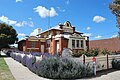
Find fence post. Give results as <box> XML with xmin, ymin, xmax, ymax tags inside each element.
<box><xmin>83</xmin><ymin>54</ymin><xmax>85</xmax><ymax>65</ymax></box>
<box><xmin>107</xmin><ymin>54</ymin><xmax>109</xmax><ymax>69</ymax></box>
<box><xmin>92</xmin><ymin>56</ymin><xmax>96</xmax><ymax>76</ymax></box>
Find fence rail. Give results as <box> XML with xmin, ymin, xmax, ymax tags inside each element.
<box><xmin>71</xmin><ymin>54</ymin><xmax>120</xmax><ymax>71</ymax></box>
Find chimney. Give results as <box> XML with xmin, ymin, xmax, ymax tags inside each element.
<box><xmin>38</xmin><ymin>28</ymin><xmax>42</xmax><ymax>34</ymax></box>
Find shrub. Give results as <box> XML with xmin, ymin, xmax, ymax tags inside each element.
<box><xmin>82</xmin><ymin>48</ymin><xmax>100</xmax><ymax>57</ymax></box>
<box><xmin>102</xmin><ymin>49</ymin><xmax>112</xmax><ymax>55</ymax></box>
<box><xmin>102</xmin><ymin>49</ymin><xmax>107</xmax><ymax>55</ymax></box>
<box><xmin>15</xmin><ymin>53</ymin><xmax>22</xmax><ymax>62</ymax></box>
<box><xmin>72</xmin><ymin>52</ymin><xmax>82</xmax><ymax>57</ymax></box>
<box><xmin>91</xmin><ymin>48</ymin><xmax>100</xmax><ymax>56</ymax></box>
<box><xmin>26</xmin><ymin>55</ymin><xmax>37</xmax><ymax>72</ymax></box>
<box><xmin>112</xmin><ymin>58</ymin><xmax>120</xmax><ymax>69</ymax></box>
<box><xmin>10</xmin><ymin>52</ymin><xmax>16</xmax><ymax>59</ymax></box>
<box><xmin>6</xmin><ymin>50</ymin><xmax>12</xmax><ymax>57</ymax></box>
<box><xmin>35</xmin><ymin>57</ymin><xmax>93</xmax><ymax>79</ymax></box>
<box><xmin>21</xmin><ymin>54</ymin><xmax>28</xmax><ymax>66</ymax></box>
<box><xmin>82</xmin><ymin>51</ymin><xmax>93</xmax><ymax>57</ymax></box>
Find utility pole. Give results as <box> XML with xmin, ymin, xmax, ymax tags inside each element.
<box><xmin>48</xmin><ymin>10</ymin><xmax>50</xmax><ymax>37</ymax></box>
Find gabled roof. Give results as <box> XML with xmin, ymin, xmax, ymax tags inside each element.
<box><xmin>37</xmin><ymin>25</ymin><xmax>62</xmax><ymax>35</ymax></box>
<box><xmin>89</xmin><ymin>38</ymin><xmax>120</xmax><ymax>52</ymax></box>
<box><xmin>36</xmin><ymin>21</ymin><xmax>84</xmax><ymax>37</ymax></box>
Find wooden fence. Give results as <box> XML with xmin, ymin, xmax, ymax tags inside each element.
<box><xmin>70</xmin><ymin>55</ymin><xmax>120</xmax><ymax>71</ymax></box>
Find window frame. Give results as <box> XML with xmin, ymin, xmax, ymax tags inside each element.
<box><xmin>72</xmin><ymin>39</ymin><xmax>75</xmax><ymax>48</ymax></box>
<box><xmin>31</xmin><ymin>41</ymin><xmax>36</xmax><ymax>48</ymax></box>
<box><xmin>76</xmin><ymin>40</ymin><xmax>79</xmax><ymax>48</ymax></box>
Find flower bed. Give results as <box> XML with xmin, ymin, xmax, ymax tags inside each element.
<box><xmin>6</xmin><ymin>50</ymin><xmax>93</xmax><ymax>79</ymax></box>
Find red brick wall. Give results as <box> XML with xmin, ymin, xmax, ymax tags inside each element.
<box><xmin>59</xmin><ymin>37</ymin><xmax>68</xmax><ymax>53</ymax></box>
<box><xmin>52</xmin><ymin>39</ymin><xmax>56</xmax><ymax>54</ymax></box>
<box><xmin>25</xmin><ymin>40</ymin><xmax>41</xmax><ymax>52</ymax></box>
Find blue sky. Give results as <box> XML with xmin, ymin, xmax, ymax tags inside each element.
<box><xmin>0</xmin><ymin>0</ymin><xmax>118</xmax><ymax>41</ymax></box>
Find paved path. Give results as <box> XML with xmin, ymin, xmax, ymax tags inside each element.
<box><xmin>86</xmin><ymin>70</ymin><xmax>120</xmax><ymax>80</ymax></box>
<box><xmin>4</xmin><ymin>57</ymin><xmax>49</xmax><ymax>80</ymax></box>
<box><xmin>80</xmin><ymin>69</ymin><xmax>120</xmax><ymax>80</ymax></box>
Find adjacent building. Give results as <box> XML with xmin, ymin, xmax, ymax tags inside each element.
<box><xmin>18</xmin><ymin>21</ymin><xmax>89</xmax><ymax>54</ymax></box>
<box><xmin>89</xmin><ymin>38</ymin><xmax>120</xmax><ymax>53</ymax></box>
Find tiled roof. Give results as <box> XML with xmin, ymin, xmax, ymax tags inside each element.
<box><xmin>89</xmin><ymin>38</ymin><xmax>120</xmax><ymax>52</ymax></box>
<box><xmin>38</xmin><ymin>25</ymin><xmax>62</xmax><ymax>35</ymax></box>
<box><xmin>49</xmin><ymin>25</ymin><xmax>62</xmax><ymax>30</ymax></box>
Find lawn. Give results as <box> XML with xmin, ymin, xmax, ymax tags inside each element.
<box><xmin>0</xmin><ymin>58</ymin><xmax>15</xmax><ymax>80</ymax></box>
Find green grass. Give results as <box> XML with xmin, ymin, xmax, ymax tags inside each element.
<box><xmin>0</xmin><ymin>58</ymin><xmax>15</xmax><ymax>80</ymax></box>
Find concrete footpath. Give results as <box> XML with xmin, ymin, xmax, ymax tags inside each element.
<box><xmin>4</xmin><ymin>57</ymin><xmax>49</xmax><ymax>80</ymax></box>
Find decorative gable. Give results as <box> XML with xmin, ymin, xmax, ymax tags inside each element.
<box><xmin>64</xmin><ymin>21</ymin><xmax>72</xmax><ymax>27</ymax></box>
<box><xmin>63</xmin><ymin>21</ymin><xmax>73</xmax><ymax>33</ymax></box>
<box><xmin>28</xmin><ymin>36</ymin><xmax>38</xmax><ymax>41</ymax></box>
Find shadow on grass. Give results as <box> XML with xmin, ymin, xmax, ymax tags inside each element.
<box><xmin>0</xmin><ymin>55</ymin><xmax>9</xmax><ymax>58</ymax></box>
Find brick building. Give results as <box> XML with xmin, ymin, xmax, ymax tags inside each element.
<box><xmin>18</xmin><ymin>21</ymin><xmax>89</xmax><ymax>54</ymax></box>
<box><xmin>89</xmin><ymin>38</ymin><xmax>120</xmax><ymax>53</ymax></box>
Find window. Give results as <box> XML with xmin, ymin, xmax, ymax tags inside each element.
<box><xmin>81</xmin><ymin>40</ymin><xmax>84</xmax><ymax>48</ymax></box>
<box><xmin>47</xmin><ymin>39</ymin><xmax>50</xmax><ymax>48</ymax></box>
<box><xmin>56</xmin><ymin>31</ymin><xmax>60</xmax><ymax>35</ymax></box>
<box><xmin>76</xmin><ymin>40</ymin><xmax>79</xmax><ymax>48</ymax></box>
<box><xmin>72</xmin><ymin>40</ymin><xmax>75</xmax><ymax>48</ymax></box>
<box><xmin>66</xmin><ymin>23</ymin><xmax>69</xmax><ymax>27</ymax></box>
<box><xmin>31</xmin><ymin>41</ymin><xmax>36</xmax><ymax>48</ymax></box>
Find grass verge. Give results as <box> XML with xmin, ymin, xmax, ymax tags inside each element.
<box><xmin>0</xmin><ymin>57</ymin><xmax>15</xmax><ymax>80</ymax></box>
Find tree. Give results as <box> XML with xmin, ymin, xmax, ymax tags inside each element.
<box><xmin>0</xmin><ymin>23</ymin><xmax>18</xmax><ymax>49</ymax></box>
<box><xmin>109</xmin><ymin>0</ymin><xmax>120</xmax><ymax>37</ymax></box>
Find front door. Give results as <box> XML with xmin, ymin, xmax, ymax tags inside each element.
<box><xmin>41</xmin><ymin>45</ymin><xmax>44</xmax><ymax>53</ymax></box>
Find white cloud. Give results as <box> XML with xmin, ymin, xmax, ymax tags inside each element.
<box><xmin>111</xmin><ymin>34</ymin><xmax>118</xmax><ymax>38</ymax></box>
<box><xmin>28</xmin><ymin>17</ymin><xmax>32</xmax><ymax>20</ymax></box>
<box><xmin>19</xmin><ymin>37</ymin><xmax>25</xmax><ymax>41</ymax></box>
<box><xmin>16</xmin><ymin>0</ymin><xmax>22</xmax><ymax>2</ymax></box>
<box><xmin>82</xmin><ymin>33</ymin><xmax>92</xmax><ymax>37</ymax></box>
<box><xmin>18</xmin><ymin>33</ymin><xmax>26</xmax><ymax>37</ymax></box>
<box><xmin>30</xmin><ymin>28</ymin><xmax>42</xmax><ymax>36</ymax></box>
<box><xmin>93</xmin><ymin>16</ymin><xmax>106</xmax><ymax>23</ymax></box>
<box><xmin>16</xmin><ymin>21</ymin><xmax>34</xmax><ymax>27</ymax></box>
<box><xmin>86</xmin><ymin>27</ymin><xmax>90</xmax><ymax>30</ymax></box>
<box><xmin>0</xmin><ymin>15</ymin><xmax>17</xmax><ymax>25</ymax></box>
<box><xmin>57</xmin><ymin>7</ymin><xmax>65</xmax><ymax>12</ymax></box>
<box><xmin>94</xmin><ymin>35</ymin><xmax>102</xmax><ymax>39</ymax></box>
<box><xmin>34</xmin><ymin>6</ymin><xmax>58</xmax><ymax>18</ymax></box>
<box><xmin>66</xmin><ymin>0</ymin><xmax>70</xmax><ymax>5</ymax></box>
<box><xmin>0</xmin><ymin>15</ymin><xmax>34</xmax><ymax>27</ymax></box>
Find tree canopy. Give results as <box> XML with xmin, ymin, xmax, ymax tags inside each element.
<box><xmin>109</xmin><ymin>0</ymin><xmax>120</xmax><ymax>37</ymax></box>
<box><xmin>109</xmin><ymin>0</ymin><xmax>120</xmax><ymax>17</ymax></box>
<box><xmin>0</xmin><ymin>23</ymin><xmax>18</xmax><ymax>49</ymax></box>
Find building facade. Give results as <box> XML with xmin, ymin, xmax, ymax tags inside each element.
<box><xmin>18</xmin><ymin>21</ymin><xmax>89</xmax><ymax>54</ymax></box>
